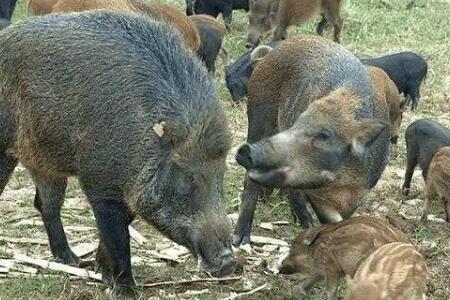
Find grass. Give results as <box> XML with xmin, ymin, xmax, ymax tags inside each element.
<box><xmin>1</xmin><ymin>0</ymin><xmax>450</xmax><ymax>299</ymax></box>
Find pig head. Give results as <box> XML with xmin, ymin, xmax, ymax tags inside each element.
<box><xmin>236</xmin><ymin>89</ymin><xmax>387</xmax><ymax>189</ymax></box>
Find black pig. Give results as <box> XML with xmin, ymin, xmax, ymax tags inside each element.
<box><xmin>225</xmin><ymin>41</ymin><xmax>279</xmax><ymax>103</ymax></box>
<box><xmin>186</xmin><ymin>0</ymin><xmax>249</xmax><ymax>29</ymax></box>
<box><xmin>402</xmin><ymin>119</ymin><xmax>450</xmax><ymax>196</ymax></box>
<box><xmin>0</xmin><ymin>11</ymin><xmax>236</xmax><ymax>295</ymax></box>
<box><xmin>361</xmin><ymin>52</ymin><xmax>427</xmax><ymax>110</ymax></box>
<box><xmin>190</xmin><ymin>14</ymin><xmax>227</xmax><ymax>74</ymax></box>
<box><xmin>0</xmin><ymin>0</ymin><xmax>17</xmax><ymax>20</ymax></box>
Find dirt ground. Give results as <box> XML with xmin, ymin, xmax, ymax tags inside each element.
<box><xmin>0</xmin><ymin>0</ymin><xmax>449</xmax><ymax>299</ymax></box>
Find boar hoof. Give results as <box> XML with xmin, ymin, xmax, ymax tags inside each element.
<box><xmin>292</xmin><ymin>212</ymin><xmax>314</xmax><ymax>228</ymax></box>
<box><xmin>420</xmin><ymin>214</ymin><xmax>428</xmax><ymax>223</ymax></box>
<box><xmin>56</xmin><ymin>250</ymin><xmax>80</xmax><ymax>267</ymax></box>
<box><xmin>402</xmin><ymin>187</ymin><xmax>410</xmax><ymax>196</ymax></box>
<box><xmin>106</xmin><ymin>285</ymin><xmax>137</xmax><ymax>300</ymax></box>
<box><xmin>232</xmin><ymin>232</ymin><xmax>251</xmax><ymax>247</ymax></box>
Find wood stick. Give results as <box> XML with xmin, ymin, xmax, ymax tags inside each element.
<box><xmin>221</xmin><ymin>283</ymin><xmax>268</xmax><ymax>300</ymax></box>
<box><xmin>0</xmin><ymin>236</ymin><xmax>48</xmax><ymax>245</ymax></box>
<box><xmin>0</xmin><ymin>259</ymin><xmax>38</xmax><ymax>274</ymax></box>
<box><xmin>71</xmin><ymin>243</ymin><xmax>98</xmax><ymax>258</ymax></box>
<box><xmin>251</xmin><ymin>236</ymin><xmax>288</xmax><ymax>246</ymax></box>
<box><xmin>128</xmin><ymin>226</ymin><xmax>182</xmax><ymax>263</ymax></box>
<box><xmin>142</xmin><ymin>276</ymin><xmax>241</xmax><ymax>287</ymax></box>
<box><xmin>13</xmin><ymin>254</ymin><xmax>103</xmax><ymax>281</ymax></box>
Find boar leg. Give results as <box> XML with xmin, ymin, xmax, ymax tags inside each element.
<box><xmin>95</xmin><ymin>212</ymin><xmax>135</xmax><ymax>285</ymax></box>
<box><xmin>222</xmin><ymin>5</ymin><xmax>233</xmax><ymax>30</ymax></box>
<box><xmin>0</xmin><ymin>154</ymin><xmax>17</xmax><ymax>194</ymax></box>
<box><xmin>325</xmin><ymin>272</ymin><xmax>339</xmax><ymax>300</ymax></box>
<box><xmin>421</xmin><ymin>184</ymin><xmax>434</xmax><ymax>223</ymax></box>
<box><xmin>407</xmin><ymin>84</ymin><xmax>421</xmax><ymax>111</ymax></box>
<box><xmin>445</xmin><ymin>198</ymin><xmax>450</xmax><ymax>222</ymax></box>
<box><xmin>288</xmin><ymin>190</ymin><xmax>314</xmax><ymax>227</ymax></box>
<box><xmin>316</xmin><ymin>14</ymin><xmax>328</xmax><ymax>35</ymax></box>
<box><xmin>323</xmin><ymin>5</ymin><xmax>342</xmax><ymax>43</ymax></box>
<box><xmin>233</xmin><ymin>175</ymin><xmax>271</xmax><ymax>246</ymax></box>
<box><xmin>84</xmin><ymin>187</ymin><xmax>134</xmax><ymax>289</ymax></box>
<box><xmin>402</xmin><ymin>143</ymin><xmax>418</xmax><ymax>196</ymax></box>
<box><xmin>272</xmin><ymin>22</ymin><xmax>288</xmax><ymax>42</ymax></box>
<box><xmin>31</xmin><ymin>171</ymin><xmax>79</xmax><ymax>266</ymax></box>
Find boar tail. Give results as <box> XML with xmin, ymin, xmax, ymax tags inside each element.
<box><xmin>250</xmin><ymin>45</ymin><xmax>273</xmax><ymax>65</ymax></box>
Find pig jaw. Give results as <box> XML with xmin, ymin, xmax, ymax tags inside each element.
<box><xmin>236</xmin><ymin>141</ymin><xmax>337</xmax><ymax>189</ymax></box>
<box><xmin>185</xmin><ymin>213</ymin><xmax>237</xmax><ymax>277</ymax></box>
<box><xmin>144</xmin><ymin>207</ymin><xmax>236</xmax><ymax>277</ymax></box>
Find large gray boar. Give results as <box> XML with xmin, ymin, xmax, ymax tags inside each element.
<box><xmin>0</xmin><ymin>11</ymin><xmax>236</xmax><ymax>295</ymax></box>
<box><xmin>233</xmin><ymin>37</ymin><xmax>390</xmax><ymax>246</ymax></box>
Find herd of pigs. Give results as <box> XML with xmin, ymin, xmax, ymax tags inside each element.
<box><xmin>0</xmin><ymin>0</ymin><xmax>448</xmax><ymax>299</ymax></box>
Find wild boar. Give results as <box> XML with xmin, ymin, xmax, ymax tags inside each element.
<box><xmin>186</xmin><ymin>0</ymin><xmax>249</xmax><ymax>29</ymax></box>
<box><xmin>0</xmin><ymin>11</ymin><xmax>235</xmax><ymax>295</ymax></box>
<box><xmin>233</xmin><ymin>37</ymin><xmax>390</xmax><ymax>246</ymax></box>
<box><xmin>28</xmin><ymin>0</ymin><xmax>201</xmax><ymax>51</ymax></box>
<box><xmin>422</xmin><ymin>146</ymin><xmax>450</xmax><ymax>222</ymax></box>
<box><xmin>225</xmin><ymin>41</ymin><xmax>280</xmax><ymax>103</ymax></box>
<box><xmin>278</xmin><ymin>217</ymin><xmax>410</xmax><ymax>300</ymax></box>
<box><xmin>246</xmin><ymin>0</ymin><xmax>343</xmax><ymax>49</ymax></box>
<box><xmin>402</xmin><ymin>119</ymin><xmax>450</xmax><ymax>196</ymax></box>
<box><xmin>367</xmin><ymin>66</ymin><xmax>404</xmax><ymax>144</ymax></box>
<box><xmin>345</xmin><ymin>242</ymin><xmax>428</xmax><ymax>300</ymax></box>
<box><xmin>361</xmin><ymin>52</ymin><xmax>428</xmax><ymax>110</ymax></box>
<box><xmin>190</xmin><ymin>14</ymin><xmax>227</xmax><ymax>74</ymax></box>
<box><xmin>0</xmin><ymin>0</ymin><xmax>17</xmax><ymax>20</ymax></box>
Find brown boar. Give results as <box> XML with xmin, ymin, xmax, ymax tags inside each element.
<box><xmin>422</xmin><ymin>146</ymin><xmax>450</xmax><ymax>222</ymax></box>
<box><xmin>28</xmin><ymin>0</ymin><xmax>201</xmax><ymax>51</ymax></box>
<box><xmin>345</xmin><ymin>242</ymin><xmax>428</xmax><ymax>300</ymax></box>
<box><xmin>246</xmin><ymin>0</ymin><xmax>343</xmax><ymax>49</ymax></box>
<box><xmin>233</xmin><ymin>37</ymin><xmax>390</xmax><ymax>246</ymax></box>
<box><xmin>278</xmin><ymin>216</ymin><xmax>410</xmax><ymax>300</ymax></box>
<box><xmin>28</xmin><ymin>0</ymin><xmax>58</xmax><ymax>15</ymax></box>
<box><xmin>367</xmin><ymin>66</ymin><xmax>404</xmax><ymax>144</ymax></box>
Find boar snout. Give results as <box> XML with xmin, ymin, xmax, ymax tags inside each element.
<box><xmin>208</xmin><ymin>248</ymin><xmax>237</xmax><ymax>277</ymax></box>
<box><xmin>236</xmin><ymin>143</ymin><xmax>255</xmax><ymax>169</ymax></box>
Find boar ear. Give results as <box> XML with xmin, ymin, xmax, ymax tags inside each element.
<box><xmin>250</xmin><ymin>45</ymin><xmax>273</xmax><ymax>65</ymax></box>
<box><xmin>302</xmin><ymin>227</ymin><xmax>321</xmax><ymax>245</ymax></box>
<box><xmin>351</xmin><ymin>119</ymin><xmax>388</xmax><ymax>155</ymax></box>
<box><xmin>153</xmin><ymin>119</ymin><xmax>188</xmax><ymax>146</ymax></box>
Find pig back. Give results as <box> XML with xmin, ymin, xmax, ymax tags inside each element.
<box><xmin>252</xmin><ymin>36</ymin><xmax>389</xmax><ymax>188</ymax></box>
<box><xmin>347</xmin><ymin>242</ymin><xmax>428</xmax><ymax>300</ymax></box>
<box><xmin>314</xmin><ymin>217</ymin><xmax>410</xmax><ymax>276</ymax></box>
<box><xmin>0</xmin><ymin>12</ymin><xmax>219</xmax><ymax>187</ymax></box>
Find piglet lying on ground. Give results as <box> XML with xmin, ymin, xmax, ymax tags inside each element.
<box><xmin>345</xmin><ymin>242</ymin><xmax>428</xmax><ymax>300</ymax></box>
<box><xmin>278</xmin><ymin>216</ymin><xmax>410</xmax><ymax>300</ymax></box>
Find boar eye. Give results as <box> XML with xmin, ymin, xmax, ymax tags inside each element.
<box><xmin>314</xmin><ymin>131</ymin><xmax>331</xmax><ymax>140</ymax></box>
